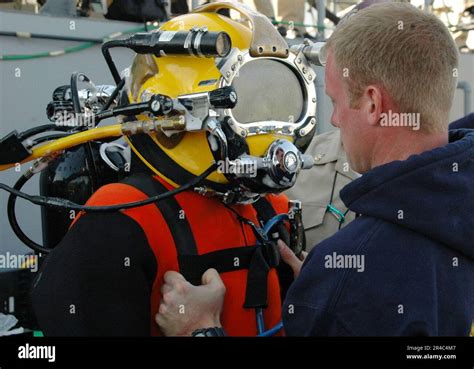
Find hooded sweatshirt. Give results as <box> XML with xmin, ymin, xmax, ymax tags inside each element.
<box><xmin>283</xmin><ymin>129</ymin><xmax>474</xmax><ymax>336</ymax></box>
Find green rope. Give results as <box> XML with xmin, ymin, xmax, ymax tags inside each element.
<box><xmin>0</xmin><ymin>25</ymin><xmax>157</xmax><ymax>61</ymax></box>
<box><xmin>0</xmin><ymin>42</ymin><xmax>95</xmax><ymax>60</ymax></box>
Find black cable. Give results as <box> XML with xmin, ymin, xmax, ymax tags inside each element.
<box><xmin>7</xmin><ymin>174</ymin><xmax>52</xmax><ymax>254</ymax></box>
<box><xmin>18</xmin><ymin>124</ymin><xmax>70</xmax><ymax>141</ymax></box>
<box><xmin>224</xmin><ymin>203</ymin><xmax>265</xmax><ymax>243</ymax></box>
<box><xmin>324</xmin><ymin>8</ymin><xmax>340</xmax><ymax>25</ymax></box>
<box><xmin>100</xmin><ymin>78</ymin><xmax>126</xmax><ymax>113</ymax></box>
<box><xmin>85</xmin><ymin>140</ymin><xmax>100</xmax><ymax>191</ymax></box>
<box><xmin>94</xmin><ymin>100</ymin><xmax>151</xmax><ymax>122</ymax></box>
<box><xmin>307</xmin><ymin>1</ymin><xmax>340</xmax><ymax>25</ymax></box>
<box><xmin>224</xmin><ymin>203</ymin><xmax>256</xmax><ymax>228</ymax></box>
<box><xmin>31</xmin><ymin>133</ymin><xmax>71</xmax><ymax>146</ymax></box>
<box><xmin>0</xmin><ymin>163</ymin><xmax>218</xmax><ymax>213</ymax></box>
<box><xmin>101</xmin><ymin>40</ymin><xmax>127</xmax><ymax>85</ymax></box>
<box><xmin>71</xmin><ymin>72</ymin><xmax>91</xmax><ymax>115</ymax></box>
<box><xmin>71</xmin><ymin>72</ymin><xmax>81</xmax><ymax>114</ymax></box>
<box><xmin>329</xmin><ymin>171</ymin><xmax>337</xmax><ymax>205</ymax></box>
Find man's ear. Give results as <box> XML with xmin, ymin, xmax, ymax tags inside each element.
<box><xmin>363</xmin><ymin>85</ymin><xmax>384</xmax><ymax>127</ymax></box>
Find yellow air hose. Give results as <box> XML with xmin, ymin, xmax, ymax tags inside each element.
<box><xmin>0</xmin><ymin>125</ymin><xmax>123</xmax><ymax>172</ymax></box>
<box><xmin>0</xmin><ymin>118</ymin><xmax>182</xmax><ymax>172</ymax></box>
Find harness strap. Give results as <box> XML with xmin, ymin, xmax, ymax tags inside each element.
<box><xmin>121</xmin><ymin>174</ymin><xmax>284</xmax><ymax>308</ymax></box>
<box><xmin>121</xmin><ymin>173</ymin><xmax>199</xmax><ymax>258</ymax></box>
<box><xmin>178</xmin><ymin>246</ymin><xmax>255</xmax><ymax>286</ymax></box>
<box><xmin>252</xmin><ymin>197</ymin><xmax>294</xmax><ymax>302</ymax></box>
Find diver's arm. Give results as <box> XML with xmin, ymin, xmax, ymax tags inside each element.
<box><xmin>31</xmin><ymin>211</ymin><xmax>157</xmax><ymax>336</ymax></box>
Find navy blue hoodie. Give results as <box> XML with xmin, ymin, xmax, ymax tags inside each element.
<box><xmin>450</xmin><ymin>113</ymin><xmax>474</xmax><ymax>130</ymax></box>
<box><xmin>283</xmin><ymin>129</ymin><xmax>474</xmax><ymax>336</ymax></box>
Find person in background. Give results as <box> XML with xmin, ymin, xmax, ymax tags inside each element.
<box><xmin>285</xmin><ymin>130</ymin><xmax>359</xmax><ymax>250</ymax></box>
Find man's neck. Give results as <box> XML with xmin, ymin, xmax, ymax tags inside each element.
<box><xmin>370</xmin><ymin>129</ymin><xmax>449</xmax><ymax>169</ymax></box>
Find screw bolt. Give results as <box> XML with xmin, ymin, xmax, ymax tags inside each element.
<box><xmin>151</xmin><ymin>100</ymin><xmax>161</xmax><ymax>112</ymax></box>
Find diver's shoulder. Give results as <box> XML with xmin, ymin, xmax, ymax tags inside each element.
<box><xmin>85</xmin><ymin>182</ymin><xmax>149</xmax><ymax>206</ymax></box>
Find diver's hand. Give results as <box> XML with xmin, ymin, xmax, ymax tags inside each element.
<box><xmin>278</xmin><ymin>240</ymin><xmax>308</xmax><ymax>278</ymax></box>
<box><xmin>156</xmin><ymin>268</ymin><xmax>226</xmax><ymax>336</ymax></box>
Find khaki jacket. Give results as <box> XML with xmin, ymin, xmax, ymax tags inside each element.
<box><xmin>285</xmin><ymin>129</ymin><xmax>360</xmax><ymax>250</ymax></box>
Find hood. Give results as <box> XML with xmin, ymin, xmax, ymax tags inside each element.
<box><xmin>340</xmin><ymin>129</ymin><xmax>474</xmax><ymax>260</ymax></box>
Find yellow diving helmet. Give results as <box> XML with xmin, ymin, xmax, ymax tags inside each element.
<box><xmin>125</xmin><ymin>1</ymin><xmax>319</xmax><ymax>204</ymax></box>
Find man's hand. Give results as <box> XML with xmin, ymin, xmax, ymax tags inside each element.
<box><xmin>278</xmin><ymin>240</ymin><xmax>308</xmax><ymax>278</ymax></box>
<box><xmin>155</xmin><ymin>268</ymin><xmax>226</xmax><ymax>336</ymax></box>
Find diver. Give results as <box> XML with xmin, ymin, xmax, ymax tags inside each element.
<box><xmin>24</xmin><ymin>2</ymin><xmax>320</xmax><ymax>336</ymax></box>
